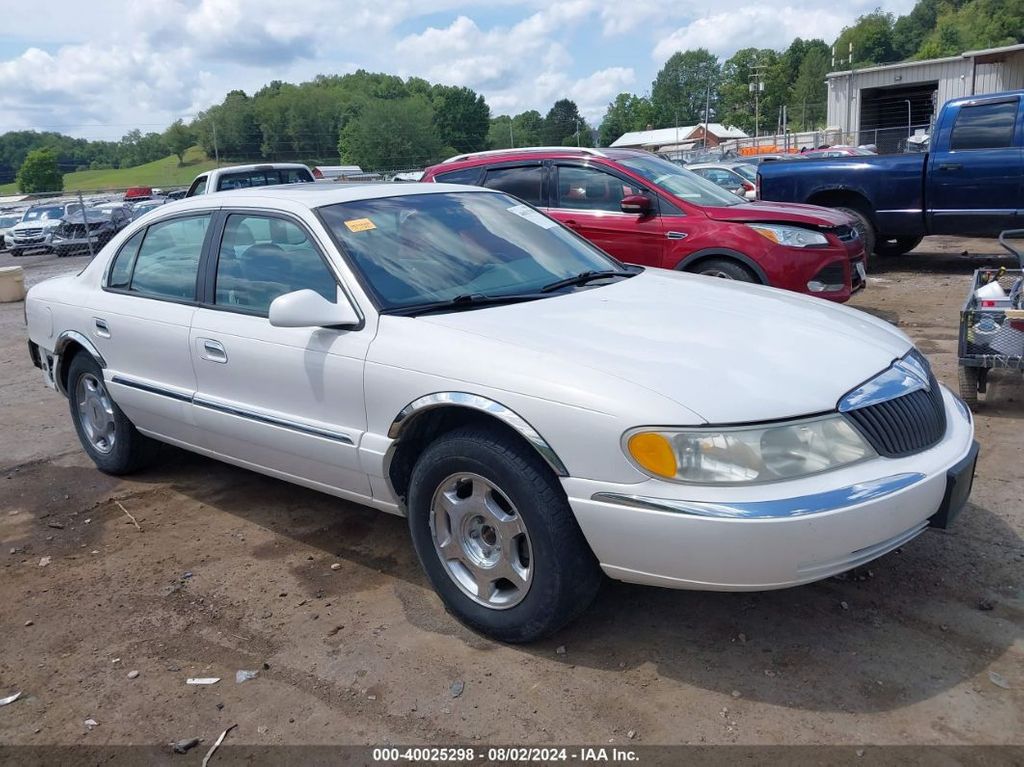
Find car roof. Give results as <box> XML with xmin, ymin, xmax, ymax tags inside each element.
<box><xmin>162</xmin><ymin>182</ymin><xmax>494</xmax><ymax>212</ymax></box>
<box><xmin>428</xmin><ymin>147</ymin><xmax>650</xmax><ymax>172</ymax></box>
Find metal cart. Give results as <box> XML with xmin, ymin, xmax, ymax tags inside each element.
<box><xmin>957</xmin><ymin>230</ymin><xmax>1024</xmax><ymax>409</ymax></box>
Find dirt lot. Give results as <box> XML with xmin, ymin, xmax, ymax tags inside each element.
<box><xmin>0</xmin><ymin>240</ymin><xmax>1021</xmax><ymax>750</ymax></box>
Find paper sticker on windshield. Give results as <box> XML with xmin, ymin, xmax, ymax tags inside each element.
<box><xmin>344</xmin><ymin>218</ymin><xmax>376</xmax><ymax>232</ymax></box>
<box><xmin>507</xmin><ymin>204</ymin><xmax>557</xmax><ymax>229</ymax></box>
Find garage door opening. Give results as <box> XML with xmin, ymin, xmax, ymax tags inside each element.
<box><xmin>858</xmin><ymin>83</ymin><xmax>937</xmax><ymax>153</ymax></box>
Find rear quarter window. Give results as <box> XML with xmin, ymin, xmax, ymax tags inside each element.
<box><xmin>949</xmin><ymin>101</ymin><xmax>1018</xmax><ymax>151</ymax></box>
<box><xmin>433</xmin><ymin>167</ymin><xmax>483</xmax><ymax>185</ymax></box>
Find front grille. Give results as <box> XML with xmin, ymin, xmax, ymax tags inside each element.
<box><xmin>16</xmin><ymin>227</ymin><xmax>43</xmax><ymax>238</ymax></box>
<box><xmin>843</xmin><ymin>371</ymin><xmax>946</xmax><ymax>457</ymax></box>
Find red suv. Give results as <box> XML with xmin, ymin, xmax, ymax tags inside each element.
<box><xmin>422</xmin><ymin>148</ymin><xmax>866</xmax><ymax>302</ymax></box>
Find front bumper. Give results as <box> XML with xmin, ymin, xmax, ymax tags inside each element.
<box><xmin>564</xmin><ymin>386</ymin><xmax>975</xmax><ymax>591</ymax></box>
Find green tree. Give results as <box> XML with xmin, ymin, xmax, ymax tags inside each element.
<box><xmin>598</xmin><ymin>93</ymin><xmax>654</xmax><ymax>146</ymax></box>
<box><xmin>791</xmin><ymin>46</ymin><xmax>830</xmax><ymax>129</ymax></box>
<box><xmin>431</xmin><ymin>85</ymin><xmax>490</xmax><ymax>153</ymax></box>
<box><xmin>512</xmin><ymin>110</ymin><xmax>545</xmax><ymax>146</ymax></box>
<box><xmin>833</xmin><ymin>10</ymin><xmax>897</xmax><ymax>67</ymax></box>
<box><xmin>163</xmin><ymin>119</ymin><xmax>195</xmax><ymax>165</ymax></box>
<box><xmin>650</xmin><ymin>49</ymin><xmax>720</xmax><ymax>128</ymax></box>
<box><xmin>16</xmin><ymin>147</ymin><xmax>63</xmax><ymax>193</ymax></box>
<box><xmin>542</xmin><ymin>99</ymin><xmax>585</xmax><ymax>145</ymax></box>
<box><xmin>718</xmin><ymin>48</ymin><xmax>778</xmax><ymax>134</ymax></box>
<box><xmin>339</xmin><ymin>96</ymin><xmax>444</xmax><ymax>169</ymax></box>
<box><xmin>487</xmin><ymin>115</ymin><xmax>514</xmax><ymax>149</ymax></box>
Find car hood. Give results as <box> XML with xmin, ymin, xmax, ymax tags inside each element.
<box><xmin>702</xmin><ymin>200</ymin><xmax>853</xmax><ymax>228</ymax></box>
<box><xmin>418</xmin><ymin>269</ymin><xmax>912</xmax><ymax>424</ymax></box>
<box><xmin>14</xmin><ymin>219</ymin><xmax>61</xmax><ymax>230</ymax></box>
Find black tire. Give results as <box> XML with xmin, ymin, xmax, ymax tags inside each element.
<box><xmin>691</xmin><ymin>257</ymin><xmax>758</xmax><ymax>283</ymax></box>
<box><xmin>9</xmin><ymin>249</ymin><xmax>22</xmax><ymax>258</ymax></box>
<box><xmin>875</xmin><ymin>236</ymin><xmax>922</xmax><ymax>258</ymax></box>
<box><xmin>54</xmin><ymin>247</ymin><xmax>66</xmax><ymax>258</ymax></box>
<box><xmin>958</xmin><ymin>366</ymin><xmax>980</xmax><ymax>410</ymax></box>
<box><xmin>836</xmin><ymin>206</ymin><xmax>876</xmax><ymax>257</ymax></box>
<box><xmin>407</xmin><ymin>424</ymin><xmax>602</xmax><ymax>643</ymax></box>
<box><xmin>66</xmin><ymin>354</ymin><xmax>158</xmax><ymax>475</ymax></box>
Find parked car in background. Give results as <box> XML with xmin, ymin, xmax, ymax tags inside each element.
<box><xmin>186</xmin><ymin>163</ymin><xmax>314</xmax><ymax>197</ymax></box>
<box><xmin>688</xmin><ymin>162</ymin><xmax>759</xmax><ymax>200</ymax></box>
<box><xmin>130</xmin><ymin>198</ymin><xmax>169</xmax><ymax>220</ymax></box>
<box><xmin>312</xmin><ymin>165</ymin><xmax>363</xmax><ymax>181</ymax></box>
<box><xmin>124</xmin><ymin>187</ymin><xmax>155</xmax><ymax>203</ymax></box>
<box><xmin>743</xmin><ymin>154</ymin><xmax>801</xmax><ymax>165</ymax></box>
<box><xmin>91</xmin><ymin>201</ymin><xmax>133</xmax><ymax>232</ymax></box>
<box><xmin>759</xmin><ymin>90</ymin><xmax>1024</xmax><ymax>256</ymax></box>
<box><xmin>0</xmin><ymin>212</ymin><xmax>23</xmax><ymax>250</ymax></box>
<box><xmin>799</xmin><ymin>146</ymin><xmax>877</xmax><ymax>159</ymax></box>
<box><xmin>6</xmin><ymin>201</ymin><xmax>83</xmax><ymax>257</ymax></box>
<box><xmin>422</xmin><ymin>147</ymin><xmax>866</xmax><ymax>302</ymax></box>
<box><xmin>51</xmin><ymin>209</ymin><xmax>119</xmax><ymax>257</ymax></box>
<box><xmin>165</xmin><ymin>189</ymin><xmax>188</xmax><ymax>200</ymax></box>
<box><xmin>23</xmin><ymin>183</ymin><xmax>978</xmax><ymax>642</ymax></box>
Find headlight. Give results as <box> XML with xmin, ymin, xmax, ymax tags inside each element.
<box><xmin>625</xmin><ymin>415</ymin><xmax>876</xmax><ymax>485</ymax></box>
<box><xmin>747</xmin><ymin>223</ymin><xmax>829</xmax><ymax>248</ymax></box>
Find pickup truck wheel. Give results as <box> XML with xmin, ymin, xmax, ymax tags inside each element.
<box><xmin>67</xmin><ymin>354</ymin><xmax>158</xmax><ymax>475</ymax></box>
<box><xmin>875</xmin><ymin>236</ymin><xmax>923</xmax><ymax>257</ymax></box>
<box><xmin>407</xmin><ymin>424</ymin><xmax>602</xmax><ymax>643</ymax></box>
<box><xmin>957</xmin><ymin>366</ymin><xmax>981</xmax><ymax>410</ymax></box>
<box><xmin>835</xmin><ymin>206</ymin><xmax>876</xmax><ymax>257</ymax></box>
<box><xmin>692</xmin><ymin>258</ymin><xmax>757</xmax><ymax>283</ymax></box>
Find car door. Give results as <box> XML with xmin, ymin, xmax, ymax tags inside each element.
<box><xmin>189</xmin><ymin>211</ymin><xmax>372</xmax><ymax>498</ymax></box>
<box><xmin>547</xmin><ymin>162</ymin><xmax>666</xmax><ymax>267</ymax></box>
<box><xmin>927</xmin><ymin>96</ymin><xmax>1022</xmax><ymax>235</ymax></box>
<box><xmin>98</xmin><ymin>212</ymin><xmax>214</xmax><ymax>446</ymax></box>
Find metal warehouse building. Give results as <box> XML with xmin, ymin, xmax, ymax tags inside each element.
<box><xmin>827</xmin><ymin>43</ymin><xmax>1024</xmax><ymax>152</ymax></box>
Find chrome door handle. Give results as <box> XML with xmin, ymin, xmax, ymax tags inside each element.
<box><xmin>666</xmin><ymin>231</ymin><xmax>688</xmax><ymax>240</ymax></box>
<box><xmin>94</xmin><ymin>318</ymin><xmax>110</xmax><ymax>338</ymax></box>
<box><xmin>199</xmin><ymin>338</ymin><xmax>228</xmax><ymax>364</ymax></box>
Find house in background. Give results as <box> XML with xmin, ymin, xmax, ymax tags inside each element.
<box><xmin>610</xmin><ymin>123</ymin><xmax>748</xmax><ymax>160</ymax></box>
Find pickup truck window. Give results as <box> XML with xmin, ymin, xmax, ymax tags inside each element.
<box><xmin>949</xmin><ymin>101</ymin><xmax>1017</xmax><ymax>151</ymax></box>
<box><xmin>216</xmin><ymin>168</ymin><xmax>313</xmax><ymax>191</ymax></box>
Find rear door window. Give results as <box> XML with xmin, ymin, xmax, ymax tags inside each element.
<box><xmin>481</xmin><ymin>166</ymin><xmax>544</xmax><ymax>206</ymax></box>
<box><xmin>128</xmin><ymin>215</ymin><xmax>212</xmax><ymax>300</ymax></box>
<box><xmin>949</xmin><ymin>101</ymin><xmax>1018</xmax><ymax>150</ymax></box>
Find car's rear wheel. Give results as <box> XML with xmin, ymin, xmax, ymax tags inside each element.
<box><xmin>407</xmin><ymin>424</ymin><xmax>602</xmax><ymax>643</ymax></box>
<box><xmin>692</xmin><ymin>257</ymin><xmax>758</xmax><ymax>283</ymax></box>
<box><xmin>67</xmin><ymin>354</ymin><xmax>158</xmax><ymax>474</ymax></box>
<box><xmin>875</xmin><ymin>236</ymin><xmax>922</xmax><ymax>257</ymax></box>
<box><xmin>835</xmin><ymin>206</ymin><xmax>876</xmax><ymax>257</ymax></box>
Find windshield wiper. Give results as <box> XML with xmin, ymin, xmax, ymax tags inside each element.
<box><xmin>384</xmin><ymin>292</ymin><xmax>548</xmax><ymax>317</ymax></box>
<box><xmin>540</xmin><ymin>269</ymin><xmax>637</xmax><ymax>293</ymax></box>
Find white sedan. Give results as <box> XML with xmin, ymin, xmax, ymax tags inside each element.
<box><xmin>24</xmin><ymin>183</ymin><xmax>978</xmax><ymax>642</ymax></box>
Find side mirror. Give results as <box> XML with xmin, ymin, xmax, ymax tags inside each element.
<box><xmin>620</xmin><ymin>194</ymin><xmax>653</xmax><ymax>215</ymax></box>
<box><xmin>269</xmin><ymin>288</ymin><xmax>360</xmax><ymax>329</ymax></box>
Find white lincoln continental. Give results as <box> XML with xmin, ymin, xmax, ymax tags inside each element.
<box><xmin>25</xmin><ymin>184</ymin><xmax>978</xmax><ymax>642</ymax></box>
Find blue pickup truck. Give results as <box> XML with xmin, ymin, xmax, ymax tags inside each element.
<box><xmin>758</xmin><ymin>90</ymin><xmax>1023</xmax><ymax>256</ymax></box>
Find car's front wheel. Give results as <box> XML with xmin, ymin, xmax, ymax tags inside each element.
<box><xmin>692</xmin><ymin>257</ymin><xmax>757</xmax><ymax>282</ymax></box>
<box><xmin>9</xmin><ymin>248</ymin><xmax>22</xmax><ymax>258</ymax></box>
<box><xmin>407</xmin><ymin>424</ymin><xmax>602</xmax><ymax>643</ymax></box>
<box><xmin>67</xmin><ymin>354</ymin><xmax>158</xmax><ymax>474</ymax></box>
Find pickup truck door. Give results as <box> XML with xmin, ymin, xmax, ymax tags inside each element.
<box><xmin>189</xmin><ymin>212</ymin><xmax>372</xmax><ymax>499</ymax></box>
<box><xmin>927</xmin><ymin>95</ymin><xmax>1023</xmax><ymax>236</ymax></box>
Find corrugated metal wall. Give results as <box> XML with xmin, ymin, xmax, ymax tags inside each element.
<box><xmin>827</xmin><ymin>51</ymin><xmax>1024</xmax><ymax>140</ymax></box>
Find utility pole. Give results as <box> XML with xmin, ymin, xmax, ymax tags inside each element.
<box><xmin>833</xmin><ymin>42</ymin><xmax>855</xmax><ymax>144</ymax></box>
<box><xmin>749</xmin><ymin>63</ymin><xmax>766</xmax><ymax>150</ymax></box>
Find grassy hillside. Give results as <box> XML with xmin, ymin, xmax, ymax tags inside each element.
<box><xmin>0</xmin><ymin>146</ymin><xmax>219</xmax><ymax>195</ymax></box>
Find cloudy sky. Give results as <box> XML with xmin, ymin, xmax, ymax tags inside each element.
<box><xmin>0</xmin><ymin>0</ymin><xmax>916</xmax><ymax>140</ymax></box>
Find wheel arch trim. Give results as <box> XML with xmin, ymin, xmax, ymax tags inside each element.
<box><xmin>53</xmin><ymin>331</ymin><xmax>106</xmax><ymax>397</ymax></box>
<box><xmin>387</xmin><ymin>392</ymin><xmax>569</xmax><ymax>477</ymax></box>
<box><xmin>675</xmin><ymin>248</ymin><xmax>769</xmax><ymax>284</ymax></box>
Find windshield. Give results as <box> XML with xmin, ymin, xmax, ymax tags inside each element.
<box><xmin>617</xmin><ymin>154</ymin><xmax>743</xmax><ymax>207</ymax></box>
<box><xmin>732</xmin><ymin>164</ymin><xmax>757</xmax><ymax>182</ymax></box>
<box><xmin>319</xmin><ymin>191</ymin><xmax>624</xmax><ymax>310</ymax></box>
<box><xmin>25</xmin><ymin>206</ymin><xmax>65</xmax><ymax>221</ymax></box>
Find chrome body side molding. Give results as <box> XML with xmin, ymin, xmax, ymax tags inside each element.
<box><xmin>388</xmin><ymin>392</ymin><xmax>569</xmax><ymax>477</ymax></box>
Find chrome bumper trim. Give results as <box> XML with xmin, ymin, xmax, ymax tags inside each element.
<box><xmin>591</xmin><ymin>472</ymin><xmax>926</xmax><ymax>519</ymax></box>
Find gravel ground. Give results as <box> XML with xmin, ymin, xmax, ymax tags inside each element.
<box><xmin>0</xmin><ymin>239</ymin><xmax>1020</xmax><ymax>749</ymax></box>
